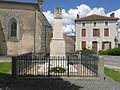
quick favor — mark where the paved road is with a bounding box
[0,56,12,63]
[103,55,120,68]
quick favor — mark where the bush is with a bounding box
[50,67,66,73]
[99,48,120,56]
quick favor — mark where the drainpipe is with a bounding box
[34,6,37,53]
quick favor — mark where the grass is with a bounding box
[104,67,120,82]
[0,62,11,73]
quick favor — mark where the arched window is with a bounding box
[11,21,17,37]
[8,18,17,38]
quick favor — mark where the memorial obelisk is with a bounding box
[50,8,66,57]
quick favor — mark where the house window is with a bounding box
[104,28,109,36]
[82,23,85,27]
[93,29,100,37]
[102,42,111,50]
[105,22,108,26]
[93,22,96,27]
[82,41,86,49]
[11,21,17,37]
[82,29,86,37]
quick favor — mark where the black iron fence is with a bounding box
[12,53,99,78]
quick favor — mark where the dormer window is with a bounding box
[93,22,96,27]
[105,22,108,26]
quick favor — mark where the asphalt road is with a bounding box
[0,56,12,63]
[103,55,120,68]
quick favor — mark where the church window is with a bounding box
[11,21,17,37]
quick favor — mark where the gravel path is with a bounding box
[0,75,120,90]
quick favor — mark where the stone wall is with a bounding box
[0,3,52,56]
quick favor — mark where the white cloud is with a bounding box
[107,9,120,18]
[88,7,105,16]
[43,11,54,26]
[77,4,91,17]
[43,4,120,37]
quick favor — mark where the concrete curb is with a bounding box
[104,65,120,70]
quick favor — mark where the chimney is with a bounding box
[77,14,80,19]
[37,0,43,11]
[110,13,115,17]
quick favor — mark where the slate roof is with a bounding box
[75,14,119,22]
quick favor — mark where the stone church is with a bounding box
[0,0,52,56]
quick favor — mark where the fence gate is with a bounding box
[12,53,99,78]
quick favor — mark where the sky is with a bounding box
[16,0,120,13]
[15,0,120,42]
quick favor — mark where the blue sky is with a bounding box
[15,0,120,41]
[16,0,120,13]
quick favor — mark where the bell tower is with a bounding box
[37,0,43,11]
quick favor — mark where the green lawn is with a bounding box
[0,62,11,73]
[104,67,120,82]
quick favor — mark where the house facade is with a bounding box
[75,13,119,52]
[0,0,52,56]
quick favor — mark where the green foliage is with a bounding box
[50,67,66,73]
[99,48,120,56]
[104,67,120,82]
[0,63,11,73]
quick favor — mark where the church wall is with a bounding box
[0,7,36,56]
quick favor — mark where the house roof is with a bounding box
[75,14,119,22]
[0,0,37,6]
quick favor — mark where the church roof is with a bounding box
[75,14,119,22]
[0,1,37,6]
[38,12,51,27]
[0,1,51,27]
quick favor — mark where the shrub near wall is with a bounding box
[99,48,120,56]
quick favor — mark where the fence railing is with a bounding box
[12,53,104,79]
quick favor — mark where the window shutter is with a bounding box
[104,28,109,36]
[82,29,86,37]
[109,42,111,49]
[98,29,100,37]
[102,42,104,49]
[82,41,86,49]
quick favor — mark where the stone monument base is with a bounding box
[38,60,77,73]
[50,38,66,57]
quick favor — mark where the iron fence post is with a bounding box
[48,56,50,77]
[67,56,69,77]
[12,56,17,78]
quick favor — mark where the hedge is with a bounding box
[99,48,120,56]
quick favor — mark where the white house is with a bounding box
[75,13,119,52]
